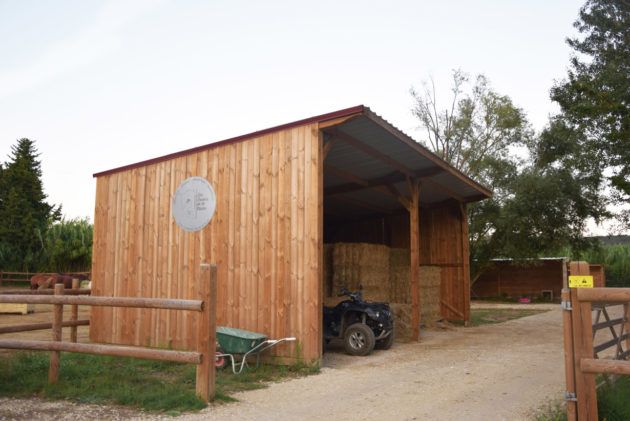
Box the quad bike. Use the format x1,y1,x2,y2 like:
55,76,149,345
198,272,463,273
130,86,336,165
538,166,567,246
323,287,395,356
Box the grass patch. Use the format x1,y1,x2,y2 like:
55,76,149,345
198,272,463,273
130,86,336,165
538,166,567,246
597,375,630,420
533,400,567,421
535,376,630,421
469,308,549,326
0,351,318,413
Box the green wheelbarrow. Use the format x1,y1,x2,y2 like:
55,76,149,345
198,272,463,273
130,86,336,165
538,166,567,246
215,326,296,374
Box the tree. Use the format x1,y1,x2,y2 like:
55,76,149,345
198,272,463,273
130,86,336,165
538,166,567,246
0,139,61,270
550,0,630,226
411,71,607,278
39,218,93,273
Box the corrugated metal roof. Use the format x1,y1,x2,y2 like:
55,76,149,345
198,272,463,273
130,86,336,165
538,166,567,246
323,110,491,219
93,105,492,217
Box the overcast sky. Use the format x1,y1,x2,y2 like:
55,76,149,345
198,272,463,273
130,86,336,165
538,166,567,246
2,0,620,234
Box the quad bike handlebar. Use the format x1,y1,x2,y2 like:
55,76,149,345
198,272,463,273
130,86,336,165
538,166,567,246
337,287,363,301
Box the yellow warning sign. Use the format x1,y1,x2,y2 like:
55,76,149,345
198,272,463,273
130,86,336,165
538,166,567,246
568,275,594,288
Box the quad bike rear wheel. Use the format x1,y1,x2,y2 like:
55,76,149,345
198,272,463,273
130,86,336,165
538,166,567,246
343,323,375,356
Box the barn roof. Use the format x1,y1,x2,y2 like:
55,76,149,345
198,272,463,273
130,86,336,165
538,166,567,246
93,105,492,205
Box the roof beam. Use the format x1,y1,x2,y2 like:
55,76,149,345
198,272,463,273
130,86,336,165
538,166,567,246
327,195,393,214
324,165,401,201
324,167,442,197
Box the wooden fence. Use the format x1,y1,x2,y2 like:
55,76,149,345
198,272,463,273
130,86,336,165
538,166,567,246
0,264,217,402
0,271,91,287
562,262,630,420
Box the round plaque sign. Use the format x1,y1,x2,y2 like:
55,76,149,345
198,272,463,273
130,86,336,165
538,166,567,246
171,177,216,232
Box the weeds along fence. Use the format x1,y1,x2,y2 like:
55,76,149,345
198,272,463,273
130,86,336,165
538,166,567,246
0,264,217,402
563,262,630,420
0,271,91,287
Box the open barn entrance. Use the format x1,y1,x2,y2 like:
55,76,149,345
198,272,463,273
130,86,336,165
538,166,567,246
320,110,490,344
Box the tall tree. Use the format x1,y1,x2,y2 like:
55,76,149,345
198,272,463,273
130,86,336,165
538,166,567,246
0,139,61,270
550,0,630,226
411,71,607,278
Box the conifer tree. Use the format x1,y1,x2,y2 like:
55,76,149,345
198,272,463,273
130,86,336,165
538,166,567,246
0,139,61,270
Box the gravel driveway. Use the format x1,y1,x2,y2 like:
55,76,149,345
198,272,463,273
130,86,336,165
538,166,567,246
184,303,564,421
0,303,565,420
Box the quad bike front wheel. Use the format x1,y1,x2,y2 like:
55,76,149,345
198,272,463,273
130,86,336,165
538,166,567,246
343,323,375,356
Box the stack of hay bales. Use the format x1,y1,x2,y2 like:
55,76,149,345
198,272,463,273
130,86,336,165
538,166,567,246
325,242,444,339
331,243,390,302
389,248,410,304
390,266,442,339
419,266,442,327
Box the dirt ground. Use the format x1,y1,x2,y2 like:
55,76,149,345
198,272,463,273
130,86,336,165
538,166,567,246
0,302,567,420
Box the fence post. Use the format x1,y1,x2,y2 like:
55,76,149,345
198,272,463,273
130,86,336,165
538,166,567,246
70,279,79,343
562,288,577,421
624,303,630,357
569,262,597,420
48,283,64,384
195,264,217,403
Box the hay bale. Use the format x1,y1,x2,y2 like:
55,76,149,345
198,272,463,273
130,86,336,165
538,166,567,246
389,248,410,303
390,303,413,341
331,243,390,302
419,265,442,327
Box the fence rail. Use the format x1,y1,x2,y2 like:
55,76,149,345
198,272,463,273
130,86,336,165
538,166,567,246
0,264,217,402
0,271,91,286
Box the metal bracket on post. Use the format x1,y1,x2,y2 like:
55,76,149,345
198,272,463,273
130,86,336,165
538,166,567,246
561,300,573,311
564,391,577,402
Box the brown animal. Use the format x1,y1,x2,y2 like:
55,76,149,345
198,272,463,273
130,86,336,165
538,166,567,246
30,274,83,290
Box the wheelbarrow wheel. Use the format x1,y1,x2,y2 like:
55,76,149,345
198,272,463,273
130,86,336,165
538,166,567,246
215,346,228,370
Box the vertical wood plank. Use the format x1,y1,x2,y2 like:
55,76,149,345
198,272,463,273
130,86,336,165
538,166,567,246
562,288,577,421
569,262,597,420
624,303,630,357
70,278,79,343
195,264,217,402
48,284,64,384
270,131,279,340
459,203,470,324
90,175,109,343
409,180,421,341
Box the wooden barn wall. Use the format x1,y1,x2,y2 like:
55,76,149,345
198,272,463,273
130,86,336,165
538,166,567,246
91,123,322,362
324,202,469,320
471,260,564,299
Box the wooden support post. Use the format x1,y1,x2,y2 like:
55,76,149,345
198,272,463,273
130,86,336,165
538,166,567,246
569,262,597,420
49,284,64,384
459,203,470,325
196,264,217,403
562,289,577,421
70,279,79,343
407,179,421,341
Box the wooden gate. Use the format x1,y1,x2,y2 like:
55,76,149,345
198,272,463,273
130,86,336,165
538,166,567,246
562,262,630,420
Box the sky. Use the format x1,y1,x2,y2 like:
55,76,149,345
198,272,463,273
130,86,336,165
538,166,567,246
0,0,621,235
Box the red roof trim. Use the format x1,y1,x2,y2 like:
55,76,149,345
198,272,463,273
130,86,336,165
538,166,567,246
93,105,365,177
